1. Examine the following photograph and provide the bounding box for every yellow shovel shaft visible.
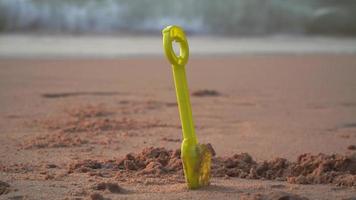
[172,65,197,144]
[162,25,197,144]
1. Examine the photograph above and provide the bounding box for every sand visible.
[0,55,356,199]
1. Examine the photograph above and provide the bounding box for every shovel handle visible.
[162,25,197,144]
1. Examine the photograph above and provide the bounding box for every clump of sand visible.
[214,152,356,186]
[67,147,356,187]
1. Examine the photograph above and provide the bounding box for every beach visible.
[0,37,356,199]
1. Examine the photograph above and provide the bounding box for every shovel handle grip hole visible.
[162,25,189,67]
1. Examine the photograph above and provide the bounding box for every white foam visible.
[1,35,356,58]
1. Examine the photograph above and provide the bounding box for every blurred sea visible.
[0,0,356,36]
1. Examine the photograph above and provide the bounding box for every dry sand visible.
[0,55,356,199]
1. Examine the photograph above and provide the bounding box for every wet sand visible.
[0,55,356,199]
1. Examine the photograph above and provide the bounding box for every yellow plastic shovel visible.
[162,25,212,189]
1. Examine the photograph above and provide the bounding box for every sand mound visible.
[214,152,356,186]
[69,147,182,176]
[287,153,356,186]
[68,147,356,187]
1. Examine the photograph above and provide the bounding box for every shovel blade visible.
[181,143,212,189]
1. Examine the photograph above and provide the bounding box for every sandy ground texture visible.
[0,55,356,199]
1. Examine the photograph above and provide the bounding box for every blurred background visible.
[0,0,356,57]
[1,0,356,36]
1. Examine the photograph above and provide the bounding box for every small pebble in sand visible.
[161,137,180,142]
[0,181,10,195]
[89,193,112,200]
[93,182,122,194]
[46,164,57,168]
[269,184,286,189]
[105,183,122,193]
[192,89,221,97]
[89,193,104,200]
[347,145,356,150]
[342,198,356,200]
